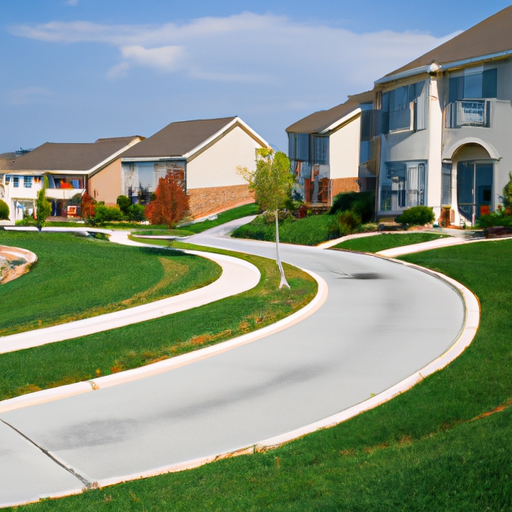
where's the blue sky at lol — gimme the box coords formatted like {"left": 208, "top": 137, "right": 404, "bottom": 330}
{"left": 1, "top": 1, "right": 511, "bottom": 154}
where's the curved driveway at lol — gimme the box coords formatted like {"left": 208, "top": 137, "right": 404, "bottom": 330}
{"left": 0, "top": 220, "right": 466, "bottom": 507}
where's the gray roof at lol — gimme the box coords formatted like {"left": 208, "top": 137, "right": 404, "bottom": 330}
{"left": 122, "top": 117, "right": 239, "bottom": 158}
{"left": 286, "top": 91, "right": 374, "bottom": 134}
{"left": 384, "top": 6, "right": 512, "bottom": 78}
{"left": 7, "top": 137, "right": 141, "bottom": 172}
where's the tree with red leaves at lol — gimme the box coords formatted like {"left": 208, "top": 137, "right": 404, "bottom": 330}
{"left": 145, "top": 171, "right": 189, "bottom": 228}
{"left": 81, "top": 192, "right": 96, "bottom": 221}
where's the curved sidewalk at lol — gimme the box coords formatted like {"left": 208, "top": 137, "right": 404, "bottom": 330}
{"left": 0, "top": 232, "right": 261, "bottom": 354}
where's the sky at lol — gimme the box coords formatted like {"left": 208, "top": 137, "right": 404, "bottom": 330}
{"left": 1, "top": 1, "right": 511, "bottom": 154}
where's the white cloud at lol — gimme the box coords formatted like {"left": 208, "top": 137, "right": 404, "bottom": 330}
{"left": 8, "top": 87, "right": 53, "bottom": 106}
{"left": 64, "top": 0, "right": 79, "bottom": 6}
{"left": 119, "top": 45, "right": 185, "bottom": 72}
{"left": 8, "top": 13, "right": 456, "bottom": 90}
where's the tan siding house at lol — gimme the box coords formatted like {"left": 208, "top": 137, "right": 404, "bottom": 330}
{"left": 0, "top": 137, "right": 143, "bottom": 221}
{"left": 119, "top": 116, "right": 269, "bottom": 219}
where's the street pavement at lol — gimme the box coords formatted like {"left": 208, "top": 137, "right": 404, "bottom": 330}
{"left": 0, "top": 221, "right": 468, "bottom": 507}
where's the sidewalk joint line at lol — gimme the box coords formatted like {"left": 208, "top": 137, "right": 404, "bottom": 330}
{"left": 0, "top": 418, "right": 95, "bottom": 489}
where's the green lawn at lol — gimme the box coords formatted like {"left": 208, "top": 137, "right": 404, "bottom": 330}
{"left": 232, "top": 214, "right": 335, "bottom": 245}
{"left": 333, "top": 232, "right": 449, "bottom": 253}
{"left": 10, "top": 239, "right": 512, "bottom": 511}
{"left": 133, "top": 203, "right": 260, "bottom": 237}
{"left": 0, "top": 231, "right": 219, "bottom": 335}
{"left": 0, "top": 242, "right": 316, "bottom": 402}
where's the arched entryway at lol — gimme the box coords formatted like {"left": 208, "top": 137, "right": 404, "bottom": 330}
{"left": 443, "top": 140, "right": 499, "bottom": 225}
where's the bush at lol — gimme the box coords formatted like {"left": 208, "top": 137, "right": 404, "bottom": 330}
{"left": 233, "top": 214, "right": 336, "bottom": 246}
{"left": 127, "top": 204, "right": 147, "bottom": 222}
{"left": 336, "top": 211, "right": 362, "bottom": 235}
{"left": 395, "top": 206, "right": 435, "bottom": 226}
{"left": 146, "top": 172, "right": 189, "bottom": 228}
{"left": 330, "top": 191, "right": 375, "bottom": 222}
{"left": 81, "top": 192, "right": 96, "bottom": 221}
{"left": 92, "top": 205, "right": 123, "bottom": 225}
{"left": 0, "top": 200, "right": 9, "bottom": 220}
{"left": 15, "top": 214, "right": 37, "bottom": 227}
{"left": 116, "top": 195, "right": 131, "bottom": 215}
{"left": 478, "top": 212, "right": 512, "bottom": 228}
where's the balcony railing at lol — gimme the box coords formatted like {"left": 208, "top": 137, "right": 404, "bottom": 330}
{"left": 445, "top": 100, "right": 490, "bottom": 128}
{"left": 46, "top": 188, "right": 85, "bottom": 200}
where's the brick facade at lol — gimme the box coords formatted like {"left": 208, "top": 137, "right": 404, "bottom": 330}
{"left": 331, "top": 177, "right": 360, "bottom": 201}
{"left": 188, "top": 184, "right": 253, "bottom": 219}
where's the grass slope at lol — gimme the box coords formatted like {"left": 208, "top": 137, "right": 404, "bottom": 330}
{"left": 134, "top": 203, "right": 260, "bottom": 237}
{"left": 333, "top": 232, "right": 448, "bottom": 253}
{"left": 232, "top": 214, "right": 334, "bottom": 246}
{"left": 0, "top": 231, "right": 219, "bottom": 335}
{"left": 10, "top": 239, "right": 512, "bottom": 511}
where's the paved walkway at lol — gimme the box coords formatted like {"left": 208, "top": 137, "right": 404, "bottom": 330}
{"left": 0, "top": 223, "right": 478, "bottom": 508}
{"left": 0, "top": 231, "right": 260, "bottom": 354}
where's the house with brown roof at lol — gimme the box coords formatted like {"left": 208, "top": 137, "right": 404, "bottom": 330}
{"left": 286, "top": 91, "right": 375, "bottom": 208}
{"left": 0, "top": 136, "right": 142, "bottom": 221}
{"left": 288, "top": 6, "right": 512, "bottom": 226}
{"left": 371, "top": 5, "right": 512, "bottom": 225}
{"left": 113, "top": 116, "right": 269, "bottom": 219}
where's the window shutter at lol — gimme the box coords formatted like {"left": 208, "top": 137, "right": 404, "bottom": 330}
{"left": 482, "top": 68, "right": 497, "bottom": 98}
{"left": 449, "top": 76, "right": 463, "bottom": 102}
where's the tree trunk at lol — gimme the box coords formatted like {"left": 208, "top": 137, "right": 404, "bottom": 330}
{"left": 275, "top": 210, "right": 290, "bottom": 289}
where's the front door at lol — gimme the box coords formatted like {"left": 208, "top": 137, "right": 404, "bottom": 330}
{"left": 457, "top": 161, "right": 493, "bottom": 223}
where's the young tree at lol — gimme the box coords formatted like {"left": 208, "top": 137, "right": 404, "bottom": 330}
{"left": 35, "top": 175, "right": 52, "bottom": 230}
{"left": 238, "top": 148, "right": 295, "bottom": 289}
{"left": 145, "top": 171, "right": 189, "bottom": 228}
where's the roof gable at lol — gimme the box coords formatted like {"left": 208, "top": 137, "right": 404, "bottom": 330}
{"left": 9, "top": 137, "right": 142, "bottom": 172}
{"left": 121, "top": 117, "right": 242, "bottom": 159}
{"left": 384, "top": 6, "right": 512, "bottom": 79}
{"left": 286, "top": 91, "right": 373, "bottom": 134}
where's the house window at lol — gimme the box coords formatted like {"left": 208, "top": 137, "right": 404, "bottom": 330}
{"left": 447, "top": 67, "right": 497, "bottom": 128}
{"left": 449, "top": 67, "right": 497, "bottom": 102}
{"left": 288, "top": 133, "right": 310, "bottom": 162}
{"left": 13, "top": 176, "right": 19, "bottom": 188}
{"left": 381, "top": 81, "right": 426, "bottom": 134}
{"left": 5, "top": 175, "right": 10, "bottom": 185}
{"left": 313, "top": 136, "right": 329, "bottom": 165}
{"left": 379, "top": 161, "right": 426, "bottom": 212}
{"left": 24, "top": 176, "right": 32, "bottom": 188}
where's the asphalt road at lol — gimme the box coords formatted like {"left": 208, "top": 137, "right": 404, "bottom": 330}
{"left": 0, "top": 221, "right": 465, "bottom": 507}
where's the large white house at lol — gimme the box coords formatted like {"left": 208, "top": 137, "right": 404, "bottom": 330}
{"left": 288, "top": 6, "right": 512, "bottom": 226}
{"left": 370, "top": 5, "right": 512, "bottom": 226}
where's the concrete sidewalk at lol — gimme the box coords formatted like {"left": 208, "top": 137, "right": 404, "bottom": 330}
{"left": 0, "top": 231, "right": 260, "bottom": 354}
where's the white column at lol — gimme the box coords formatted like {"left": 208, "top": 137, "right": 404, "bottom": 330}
{"left": 427, "top": 76, "right": 443, "bottom": 221}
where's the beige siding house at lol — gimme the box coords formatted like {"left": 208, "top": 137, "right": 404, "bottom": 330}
{"left": 286, "top": 91, "right": 375, "bottom": 209}
{"left": 118, "top": 116, "right": 269, "bottom": 219}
